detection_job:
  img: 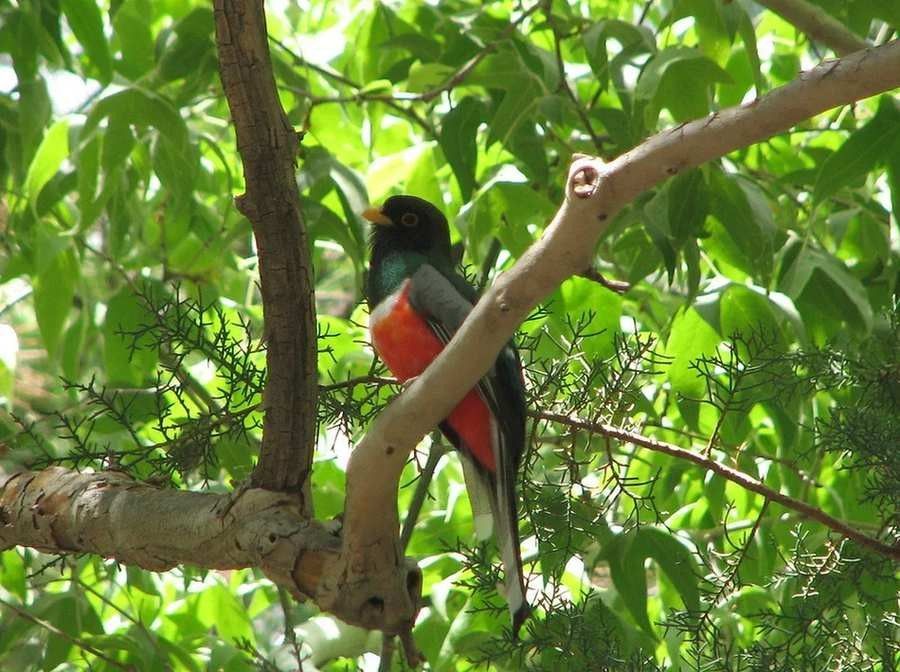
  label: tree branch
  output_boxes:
[532,411,900,560]
[755,0,870,56]
[0,468,336,587]
[331,40,900,631]
[213,0,318,496]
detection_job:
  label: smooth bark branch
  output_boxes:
[533,411,900,560]
[756,0,870,56]
[331,40,900,630]
[214,0,318,496]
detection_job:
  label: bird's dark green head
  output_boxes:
[363,195,451,260]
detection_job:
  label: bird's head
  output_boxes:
[363,195,451,259]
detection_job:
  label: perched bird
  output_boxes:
[363,195,529,635]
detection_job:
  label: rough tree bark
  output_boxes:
[214,0,318,498]
[1,10,898,660]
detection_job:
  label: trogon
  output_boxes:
[363,195,529,635]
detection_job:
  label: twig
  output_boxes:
[531,410,900,560]
[577,267,631,294]
[377,635,396,672]
[278,586,305,671]
[400,444,447,550]
[319,375,398,392]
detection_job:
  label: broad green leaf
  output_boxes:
[158,8,215,82]
[508,114,549,183]
[636,47,732,124]
[85,88,188,148]
[24,119,68,207]
[582,19,655,91]
[488,76,543,146]
[103,285,160,386]
[668,169,709,245]
[195,582,253,644]
[608,527,699,638]
[708,170,775,279]
[719,285,781,342]
[62,0,113,83]
[0,551,26,600]
[407,62,455,92]
[61,307,87,380]
[813,96,900,205]
[666,306,720,398]
[439,97,486,200]
[33,242,78,361]
[101,113,135,175]
[735,7,764,93]
[780,244,874,333]
[19,78,53,167]
[642,188,678,281]
[113,0,155,79]
[406,144,443,216]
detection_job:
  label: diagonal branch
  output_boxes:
[330,39,900,631]
[755,0,870,56]
[213,0,318,497]
[533,411,900,560]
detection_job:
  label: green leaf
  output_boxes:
[406,62,455,92]
[113,0,155,79]
[85,88,188,148]
[61,307,88,380]
[636,47,731,124]
[488,76,543,146]
[103,285,160,386]
[780,244,874,334]
[719,285,781,341]
[24,119,68,208]
[439,97,486,200]
[157,8,215,82]
[708,170,775,278]
[813,97,900,205]
[668,169,709,245]
[196,583,253,644]
[61,0,113,84]
[33,241,78,361]
[666,306,720,398]
[608,527,699,638]
[582,19,655,91]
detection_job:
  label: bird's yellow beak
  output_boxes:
[362,206,393,226]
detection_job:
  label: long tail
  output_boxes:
[460,449,529,636]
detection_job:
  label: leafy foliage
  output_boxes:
[1,0,898,670]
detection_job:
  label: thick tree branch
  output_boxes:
[755,0,870,56]
[533,411,900,560]
[332,40,900,630]
[214,0,317,495]
[0,468,339,591]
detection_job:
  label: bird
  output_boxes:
[363,194,529,636]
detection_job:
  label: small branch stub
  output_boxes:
[570,160,601,199]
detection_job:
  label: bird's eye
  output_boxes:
[400,212,419,227]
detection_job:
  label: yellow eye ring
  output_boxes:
[400,212,419,227]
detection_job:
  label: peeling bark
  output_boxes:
[0,468,337,597]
